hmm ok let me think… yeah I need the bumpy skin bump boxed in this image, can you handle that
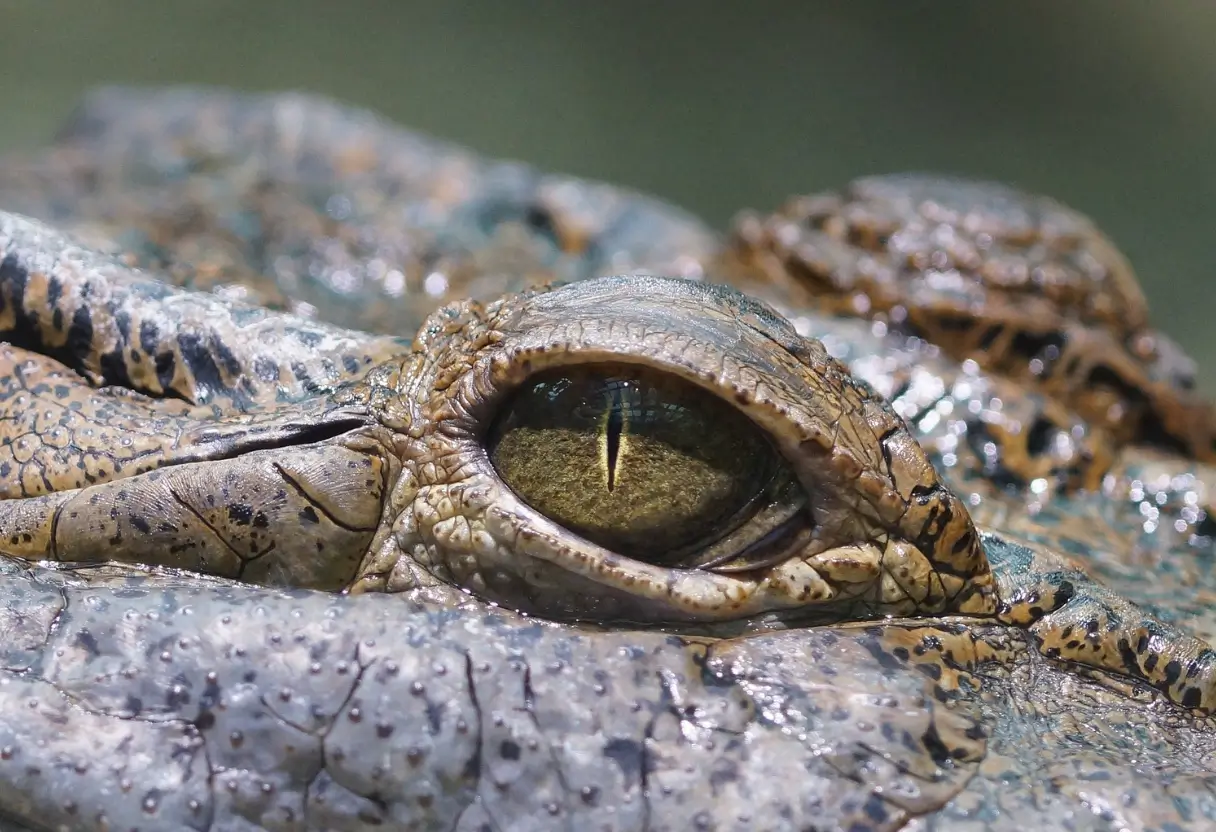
[0,87,1211,831]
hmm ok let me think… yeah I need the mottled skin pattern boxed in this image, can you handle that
[0,88,1209,831]
[730,176,1215,459]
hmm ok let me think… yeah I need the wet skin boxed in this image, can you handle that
[0,88,1211,831]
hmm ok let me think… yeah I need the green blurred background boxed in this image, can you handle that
[1,1,1213,391]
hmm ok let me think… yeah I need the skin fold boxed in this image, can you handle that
[0,87,1210,831]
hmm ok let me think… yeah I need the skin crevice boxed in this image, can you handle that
[165,486,250,572]
[45,500,61,565]
[270,461,380,534]
[518,662,573,817]
[453,650,489,832]
[0,664,216,827]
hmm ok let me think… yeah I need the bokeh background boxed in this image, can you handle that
[1,1,1213,391]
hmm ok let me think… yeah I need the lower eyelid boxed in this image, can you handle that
[687,487,810,573]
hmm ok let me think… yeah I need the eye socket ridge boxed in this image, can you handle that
[483,361,812,571]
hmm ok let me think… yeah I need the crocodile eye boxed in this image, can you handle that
[487,364,790,565]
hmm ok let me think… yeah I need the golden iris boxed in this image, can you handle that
[488,364,777,564]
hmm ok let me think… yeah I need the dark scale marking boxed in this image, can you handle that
[44,275,61,307]
[1025,417,1057,458]
[1011,330,1067,364]
[155,350,177,395]
[124,695,144,717]
[176,332,227,401]
[978,323,1004,351]
[99,347,134,391]
[603,737,645,782]
[931,314,974,334]
[917,662,943,682]
[114,310,132,342]
[951,528,975,555]
[227,504,254,526]
[139,320,160,355]
[425,700,445,734]
[926,722,968,764]
[209,332,242,377]
[862,794,890,823]
[253,356,279,383]
[74,630,101,658]
[286,327,323,349]
[0,253,26,316]
[290,361,323,396]
[1117,638,1141,679]
[860,633,907,672]
[65,307,95,369]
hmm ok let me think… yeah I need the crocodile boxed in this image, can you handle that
[0,86,1211,831]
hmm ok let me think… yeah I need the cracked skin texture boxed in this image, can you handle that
[0,89,1209,831]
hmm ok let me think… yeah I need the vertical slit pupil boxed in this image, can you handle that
[605,388,624,491]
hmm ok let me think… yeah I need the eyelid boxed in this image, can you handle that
[686,482,810,573]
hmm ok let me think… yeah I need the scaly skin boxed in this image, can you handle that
[0,87,1211,831]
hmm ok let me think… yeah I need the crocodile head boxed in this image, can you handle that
[0,88,1213,831]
